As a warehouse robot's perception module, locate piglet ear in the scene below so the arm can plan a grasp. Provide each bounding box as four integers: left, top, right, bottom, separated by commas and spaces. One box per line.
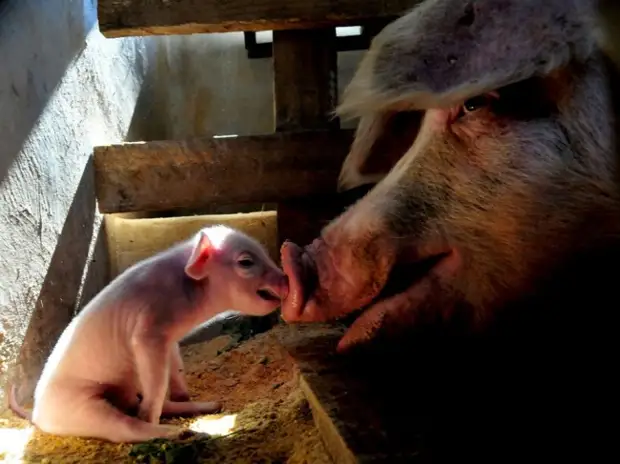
185, 231, 212, 281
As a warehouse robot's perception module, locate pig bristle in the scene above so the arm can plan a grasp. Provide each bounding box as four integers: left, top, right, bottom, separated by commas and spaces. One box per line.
337, 0, 597, 120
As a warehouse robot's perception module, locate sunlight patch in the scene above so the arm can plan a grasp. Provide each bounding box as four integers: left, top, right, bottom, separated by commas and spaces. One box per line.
0, 425, 34, 461
189, 414, 237, 437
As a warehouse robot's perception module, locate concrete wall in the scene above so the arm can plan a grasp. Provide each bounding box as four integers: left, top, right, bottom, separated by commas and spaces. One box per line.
131, 30, 363, 142
0, 0, 364, 408
0, 0, 148, 404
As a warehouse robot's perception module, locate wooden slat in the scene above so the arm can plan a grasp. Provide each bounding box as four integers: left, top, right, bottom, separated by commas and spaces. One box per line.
98, 0, 418, 38
94, 130, 353, 214
599, 0, 620, 69
104, 211, 278, 278
244, 20, 391, 59
276, 324, 424, 463
273, 28, 343, 247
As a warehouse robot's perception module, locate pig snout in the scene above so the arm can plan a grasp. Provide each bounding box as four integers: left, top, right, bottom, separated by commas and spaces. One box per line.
280, 241, 318, 322
280, 223, 396, 324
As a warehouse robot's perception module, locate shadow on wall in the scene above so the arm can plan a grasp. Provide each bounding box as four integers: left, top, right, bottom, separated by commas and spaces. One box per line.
0, 0, 98, 185
13, 158, 109, 402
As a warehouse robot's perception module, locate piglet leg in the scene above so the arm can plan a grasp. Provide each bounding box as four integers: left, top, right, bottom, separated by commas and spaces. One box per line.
85, 398, 185, 443
161, 399, 222, 418
133, 333, 170, 424
168, 343, 190, 402
35, 386, 186, 443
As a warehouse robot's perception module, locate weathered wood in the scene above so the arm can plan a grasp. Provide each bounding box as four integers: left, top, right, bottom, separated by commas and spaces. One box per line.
244, 20, 391, 59
276, 193, 342, 247
104, 211, 278, 277
276, 324, 424, 463
273, 28, 344, 247
273, 28, 339, 132
94, 130, 353, 214
599, 0, 620, 68
97, 0, 418, 38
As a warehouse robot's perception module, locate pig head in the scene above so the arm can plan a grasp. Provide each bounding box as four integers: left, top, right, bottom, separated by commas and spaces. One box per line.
281, 0, 620, 350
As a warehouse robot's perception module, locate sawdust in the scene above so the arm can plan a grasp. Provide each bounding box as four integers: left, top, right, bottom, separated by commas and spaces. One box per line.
0, 325, 332, 463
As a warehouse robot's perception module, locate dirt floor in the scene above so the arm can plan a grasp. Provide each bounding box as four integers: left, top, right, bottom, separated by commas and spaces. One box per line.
0, 325, 332, 463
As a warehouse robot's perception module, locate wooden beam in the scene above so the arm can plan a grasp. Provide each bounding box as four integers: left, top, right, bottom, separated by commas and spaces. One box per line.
97, 0, 418, 38
273, 28, 339, 132
276, 324, 424, 462
94, 130, 353, 214
599, 0, 620, 68
273, 28, 343, 247
243, 19, 391, 59
104, 211, 278, 277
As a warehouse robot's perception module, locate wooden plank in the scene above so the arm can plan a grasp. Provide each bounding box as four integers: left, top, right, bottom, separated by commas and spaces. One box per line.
276, 324, 424, 463
599, 0, 620, 68
244, 21, 390, 59
273, 28, 343, 247
278, 321, 608, 462
97, 0, 418, 38
104, 211, 278, 278
94, 130, 353, 214
276, 193, 342, 249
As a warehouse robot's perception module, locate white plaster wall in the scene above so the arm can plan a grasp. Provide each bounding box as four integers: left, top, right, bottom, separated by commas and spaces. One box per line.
132, 30, 363, 141
0, 0, 148, 404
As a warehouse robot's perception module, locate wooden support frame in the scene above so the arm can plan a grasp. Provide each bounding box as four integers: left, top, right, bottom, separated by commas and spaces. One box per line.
273, 28, 339, 132
243, 20, 391, 60
94, 130, 353, 214
97, 0, 418, 38
276, 324, 424, 463
273, 28, 343, 247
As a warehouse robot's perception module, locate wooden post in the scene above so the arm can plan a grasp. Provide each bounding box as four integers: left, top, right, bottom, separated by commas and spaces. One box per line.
272, 28, 342, 248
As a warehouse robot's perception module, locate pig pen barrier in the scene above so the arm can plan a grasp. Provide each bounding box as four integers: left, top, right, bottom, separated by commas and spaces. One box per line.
95, 1, 423, 463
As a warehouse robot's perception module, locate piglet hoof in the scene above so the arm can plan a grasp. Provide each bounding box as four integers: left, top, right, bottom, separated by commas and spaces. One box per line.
144, 425, 189, 441
177, 428, 203, 440
161, 400, 222, 417
155, 425, 198, 441
170, 392, 191, 402
195, 401, 222, 415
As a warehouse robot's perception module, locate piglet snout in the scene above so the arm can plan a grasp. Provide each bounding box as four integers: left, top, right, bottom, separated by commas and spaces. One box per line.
257, 271, 289, 303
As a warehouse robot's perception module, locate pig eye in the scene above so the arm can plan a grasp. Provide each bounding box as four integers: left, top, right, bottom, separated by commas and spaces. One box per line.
236, 254, 255, 269
463, 95, 493, 113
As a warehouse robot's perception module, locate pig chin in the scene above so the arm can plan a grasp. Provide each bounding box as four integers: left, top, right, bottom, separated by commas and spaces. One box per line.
281, 237, 457, 348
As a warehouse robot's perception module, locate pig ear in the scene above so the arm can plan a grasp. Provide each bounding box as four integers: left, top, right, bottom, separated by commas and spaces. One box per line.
338, 110, 422, 191
185, 231, 213, 281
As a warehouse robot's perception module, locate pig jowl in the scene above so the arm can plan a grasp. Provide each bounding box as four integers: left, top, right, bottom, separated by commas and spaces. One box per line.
280, 235, 461, 352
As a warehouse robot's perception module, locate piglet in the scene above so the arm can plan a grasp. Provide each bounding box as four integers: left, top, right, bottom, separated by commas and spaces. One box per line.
8, 225, 287, 443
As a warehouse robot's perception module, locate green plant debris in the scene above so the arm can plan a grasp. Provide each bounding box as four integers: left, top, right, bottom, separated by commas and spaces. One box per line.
128, 435, 212, 464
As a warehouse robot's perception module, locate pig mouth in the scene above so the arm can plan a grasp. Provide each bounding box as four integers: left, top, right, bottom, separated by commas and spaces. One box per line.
281, 240, 457, 350
334, 251, 452, 325
372, 252, 449, 304
256, 288, 281, 302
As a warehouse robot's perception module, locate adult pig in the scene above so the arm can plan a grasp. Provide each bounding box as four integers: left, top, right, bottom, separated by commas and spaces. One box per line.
281, 0, 620, 351
280, 2, 618, 461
